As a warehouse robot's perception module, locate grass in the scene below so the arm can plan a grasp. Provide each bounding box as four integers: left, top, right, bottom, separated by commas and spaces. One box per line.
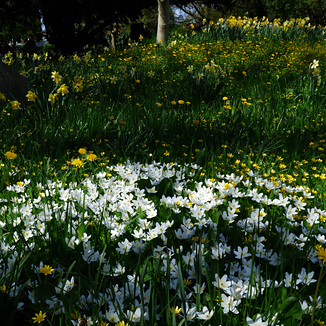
1, 16, 326, 325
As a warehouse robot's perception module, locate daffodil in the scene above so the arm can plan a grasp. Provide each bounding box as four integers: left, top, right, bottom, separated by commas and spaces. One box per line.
10, 101, 20, 110
51, 71, 62, 85
48, 93, 58, 103
310, 59, 319, 69
57, 84, 69, 95
73, 76, 84, 92
26, 91, 37, 102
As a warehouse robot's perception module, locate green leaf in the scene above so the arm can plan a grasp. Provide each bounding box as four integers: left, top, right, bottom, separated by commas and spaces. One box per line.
278, 296, 303, 323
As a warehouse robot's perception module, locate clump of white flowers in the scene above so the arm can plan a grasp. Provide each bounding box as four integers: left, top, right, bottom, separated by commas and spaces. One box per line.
0, 161, 325, 324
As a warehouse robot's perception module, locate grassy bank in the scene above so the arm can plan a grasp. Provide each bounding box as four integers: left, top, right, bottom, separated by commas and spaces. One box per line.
1, 16, 326, 325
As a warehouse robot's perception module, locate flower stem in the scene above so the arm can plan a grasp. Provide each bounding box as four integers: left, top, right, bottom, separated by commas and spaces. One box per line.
311, 263, 324, 325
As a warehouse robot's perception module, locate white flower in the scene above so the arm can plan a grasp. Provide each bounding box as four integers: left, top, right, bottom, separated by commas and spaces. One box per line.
22, 228, 33, 241
66, 236, 80, 249
64, 277, 75, 292
105, 310, 119, 323
296, 268, 316, 286
80, 232, 91, 242
233, 246, 251, 259
283, 272, 297, 289
113, 263, 125, 276
116, 238, 132, 254
269, 252, 281, 266
127, 307, 141, 322
213, 274, 231, 291
181, 303, 197, 321
220, 294, 241, 314
246, 314, 268, 325
17, 302, 24, 311
193, 282, 206, 294
197, 306, 214, 320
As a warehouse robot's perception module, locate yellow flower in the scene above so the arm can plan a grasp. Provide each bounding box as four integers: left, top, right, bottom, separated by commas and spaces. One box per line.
315, 244, 326, 265
78, 148, 87, 155
10, 101, 20, 110
183, 278, 192, 285
86, 153, 97, 162
51, 71, 62, 85
73, 76, 84, 92
0, 284, 6, 293
99, 320, 109, 326
57, 84, 69, 95
32, 311, 46, 324
48, 93, 58, 103
5, 151, 17, 160
71, 158, 84, 168
139, 34, 144, 41
178, 100, 185, 105
73, 54, 81, 62
26, 91, 37, 102
115, 322, 129, 326
0, 93, 6, 101
222, 96, 228, 101
170, 306, 182, 315
40, 265, 54, 275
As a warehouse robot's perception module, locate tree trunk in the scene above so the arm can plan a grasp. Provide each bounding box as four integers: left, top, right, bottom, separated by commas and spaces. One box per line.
156, 0, 170, 44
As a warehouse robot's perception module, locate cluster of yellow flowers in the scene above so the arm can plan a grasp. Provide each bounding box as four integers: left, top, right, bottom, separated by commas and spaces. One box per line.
216, 16, 314, 30
67, 148, 99, 169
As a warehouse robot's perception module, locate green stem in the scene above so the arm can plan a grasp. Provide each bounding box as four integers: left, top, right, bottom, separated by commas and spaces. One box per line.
311, 263, 324, 325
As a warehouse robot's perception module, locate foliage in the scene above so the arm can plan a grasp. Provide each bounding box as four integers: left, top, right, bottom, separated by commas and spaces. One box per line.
175, 0, 326, 27
0, 0, 42, 51
40, 0, 159, 53
0, 0, 157, 54
265, 0, 326, 24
